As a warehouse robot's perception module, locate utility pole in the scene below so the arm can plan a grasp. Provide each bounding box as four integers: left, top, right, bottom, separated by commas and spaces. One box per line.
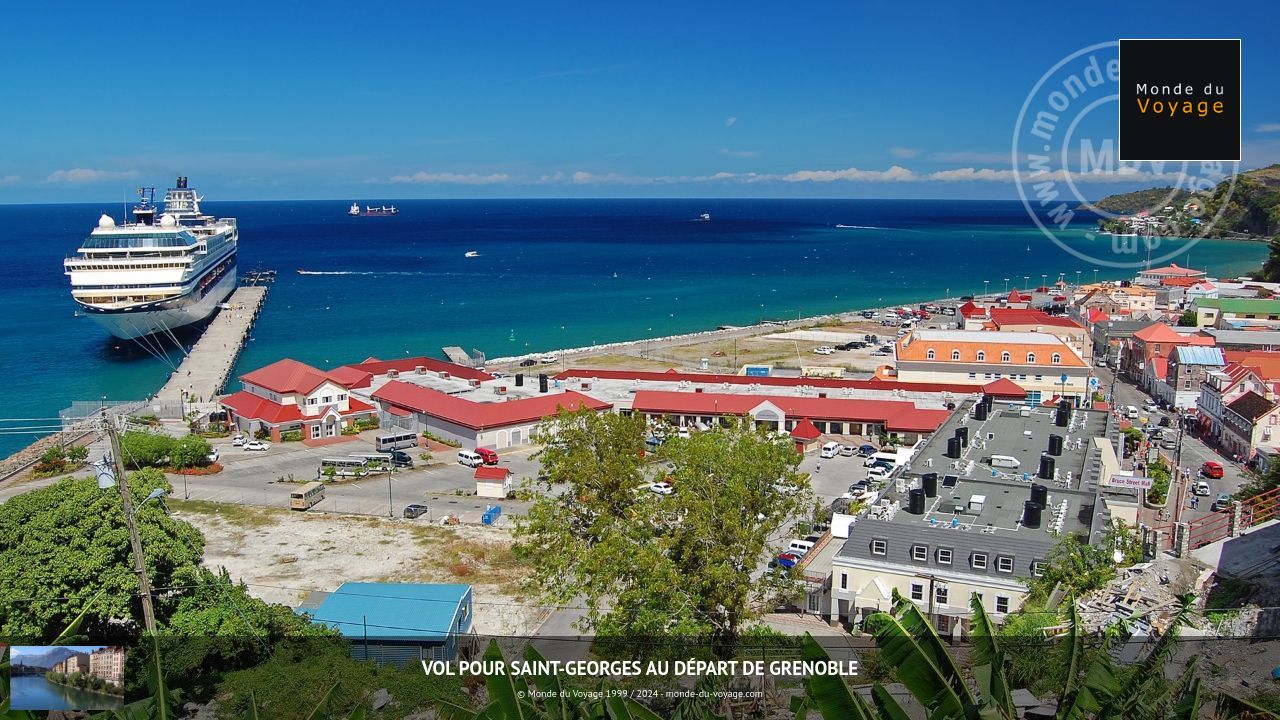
387, 462, 395, 518
102, 409, 158, 634
1172, 409, 1188, 524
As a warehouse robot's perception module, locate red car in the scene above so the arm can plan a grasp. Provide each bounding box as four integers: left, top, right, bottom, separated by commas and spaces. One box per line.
1201, 461, 1224, 479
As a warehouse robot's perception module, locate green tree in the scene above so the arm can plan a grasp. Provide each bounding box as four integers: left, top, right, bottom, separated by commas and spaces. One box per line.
516, 409, 812, 658
0, 469, 204, 640
1028, 519, 1140, 601
170, 434, 213, 469
33, 445, 68, 476
66, 445, 89, 464
1261, 236, 1280, 283
1177, 310, 1197, 327
119, 431, 176, 468
132, 567, 338, 700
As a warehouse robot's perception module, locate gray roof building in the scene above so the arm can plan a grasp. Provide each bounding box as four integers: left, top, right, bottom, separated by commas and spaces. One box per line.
830, 396, 1121, 627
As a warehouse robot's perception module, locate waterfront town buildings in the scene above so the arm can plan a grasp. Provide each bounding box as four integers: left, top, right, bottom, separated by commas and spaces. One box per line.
1071, 282, 1158, 316
53, 652, 89, 675
88, 646, 125, 685
1193, 297, 1280, 329
892, 330, 1092, 406
1157, 346, 1225, 410
1135, 263, 1207, 286
1120, 323, 1215, 385
822, 397, 1132, 632
51, 647, 124, 686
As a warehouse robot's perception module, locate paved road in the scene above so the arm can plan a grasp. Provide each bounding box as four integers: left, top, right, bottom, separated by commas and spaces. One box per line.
1096, 365, 1251, 528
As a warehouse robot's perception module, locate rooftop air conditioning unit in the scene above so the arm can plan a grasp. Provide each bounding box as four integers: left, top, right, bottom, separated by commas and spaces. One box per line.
438, 371, 450, 379
469, 379, 481, 388
388, 369, 399, 378
495, 386, 507, 395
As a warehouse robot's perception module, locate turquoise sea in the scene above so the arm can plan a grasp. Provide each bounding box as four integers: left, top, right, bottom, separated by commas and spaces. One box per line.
0, 199, 1267, 458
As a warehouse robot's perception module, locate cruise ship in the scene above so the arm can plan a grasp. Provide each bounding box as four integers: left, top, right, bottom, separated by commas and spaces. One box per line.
64, 177, 238, 340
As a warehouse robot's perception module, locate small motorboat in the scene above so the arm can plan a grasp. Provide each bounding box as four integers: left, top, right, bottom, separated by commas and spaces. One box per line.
464, 251, 480, 258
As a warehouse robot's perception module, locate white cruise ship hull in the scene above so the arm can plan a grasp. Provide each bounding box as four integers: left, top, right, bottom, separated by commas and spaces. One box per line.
80, 265, 238, 340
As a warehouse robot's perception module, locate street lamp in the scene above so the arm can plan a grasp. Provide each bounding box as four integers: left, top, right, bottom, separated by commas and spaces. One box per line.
983, 280, 990, 297
1003, 278, 1010, 294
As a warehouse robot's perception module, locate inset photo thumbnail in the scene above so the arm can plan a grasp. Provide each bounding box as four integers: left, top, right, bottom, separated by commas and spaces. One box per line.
8, 645, 126, 711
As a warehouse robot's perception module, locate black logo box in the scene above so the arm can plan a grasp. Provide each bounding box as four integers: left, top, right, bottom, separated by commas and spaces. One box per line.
1119, 39, 1240, 162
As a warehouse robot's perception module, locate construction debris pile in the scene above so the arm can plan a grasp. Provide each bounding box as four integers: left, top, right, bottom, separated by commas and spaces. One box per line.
1075, 557, 1209, 636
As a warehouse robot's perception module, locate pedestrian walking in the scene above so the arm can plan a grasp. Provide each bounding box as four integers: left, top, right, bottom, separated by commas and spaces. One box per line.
815, 462, 822, 474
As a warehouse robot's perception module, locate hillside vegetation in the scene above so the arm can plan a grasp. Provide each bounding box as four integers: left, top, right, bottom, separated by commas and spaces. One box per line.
1088, 164, 1280, 238
1087, 186, 1190, 214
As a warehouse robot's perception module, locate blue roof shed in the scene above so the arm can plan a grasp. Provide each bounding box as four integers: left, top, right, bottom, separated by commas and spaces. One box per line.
298, 582, 473, 665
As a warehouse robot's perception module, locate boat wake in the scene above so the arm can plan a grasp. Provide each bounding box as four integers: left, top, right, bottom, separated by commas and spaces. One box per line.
297, 270, 431, 276
835, 224, 892, 230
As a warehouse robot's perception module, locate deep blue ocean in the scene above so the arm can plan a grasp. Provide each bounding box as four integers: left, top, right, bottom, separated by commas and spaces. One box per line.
0, 198, 1267, 457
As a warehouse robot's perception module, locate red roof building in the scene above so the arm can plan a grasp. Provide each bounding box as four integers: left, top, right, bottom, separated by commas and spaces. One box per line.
370, 380, 612, 449
982, 378, 1027, 398
474, 465, 512, 480
222, 358, 377, 442
789, 418, 822, 440
630, 390, 950, 441
341, 356, 493, 384
1121, 322, 1215, 382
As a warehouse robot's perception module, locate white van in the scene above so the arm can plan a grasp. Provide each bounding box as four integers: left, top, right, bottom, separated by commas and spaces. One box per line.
819, 441, 841, 459
1125, 406, 1140, 419
865, 452, 899, 468
989, 455, 1021, 468
457, 450, 485, 468
788, 538, 816, 556
867, 466, 890, 481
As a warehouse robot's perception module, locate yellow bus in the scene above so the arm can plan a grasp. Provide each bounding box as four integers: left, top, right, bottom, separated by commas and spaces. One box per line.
290, 481, 326, 510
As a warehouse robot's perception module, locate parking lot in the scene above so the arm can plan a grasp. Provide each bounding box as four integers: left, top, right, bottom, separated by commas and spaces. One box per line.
182, 433, 542, 521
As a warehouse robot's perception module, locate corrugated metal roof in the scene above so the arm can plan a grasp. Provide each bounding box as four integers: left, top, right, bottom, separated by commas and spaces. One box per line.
1173, 346, 1225, 366
301, 582, 471, 639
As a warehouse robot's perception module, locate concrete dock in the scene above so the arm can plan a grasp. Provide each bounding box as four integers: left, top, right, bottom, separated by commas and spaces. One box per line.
156, 286, 268, 403
442, 346, 474, 366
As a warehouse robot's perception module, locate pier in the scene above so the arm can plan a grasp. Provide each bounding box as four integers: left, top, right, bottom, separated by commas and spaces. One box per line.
442, 346, 476, 366
156, 286, 268, 404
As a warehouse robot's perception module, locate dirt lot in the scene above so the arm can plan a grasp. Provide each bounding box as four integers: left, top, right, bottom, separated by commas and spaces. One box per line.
567, 320, 906, 375
172, 500, 546, 635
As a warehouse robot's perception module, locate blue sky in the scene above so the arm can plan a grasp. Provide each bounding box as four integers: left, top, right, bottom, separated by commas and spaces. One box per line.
1, 1, 1277, 202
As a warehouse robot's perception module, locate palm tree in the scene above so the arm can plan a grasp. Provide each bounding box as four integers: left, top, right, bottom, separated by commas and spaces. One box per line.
796, 592, 1279, 720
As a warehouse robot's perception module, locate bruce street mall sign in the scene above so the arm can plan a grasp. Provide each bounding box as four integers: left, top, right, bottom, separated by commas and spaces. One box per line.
1106, 474, 1155, 490
1013, 39, 1242, 270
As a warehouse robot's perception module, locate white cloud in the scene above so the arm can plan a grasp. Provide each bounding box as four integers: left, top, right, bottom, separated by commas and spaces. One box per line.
387, 171, 511, 185
928, 167, 1018, 181
0, 175, 20, 185
888, 146, 921, 159
932, 150, 1011, 164
718, 148, 759, 158
45, 168, 138, 184
1255, 123, 1280, 133
725, 116, 737, 127
784, 165, 918, 183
